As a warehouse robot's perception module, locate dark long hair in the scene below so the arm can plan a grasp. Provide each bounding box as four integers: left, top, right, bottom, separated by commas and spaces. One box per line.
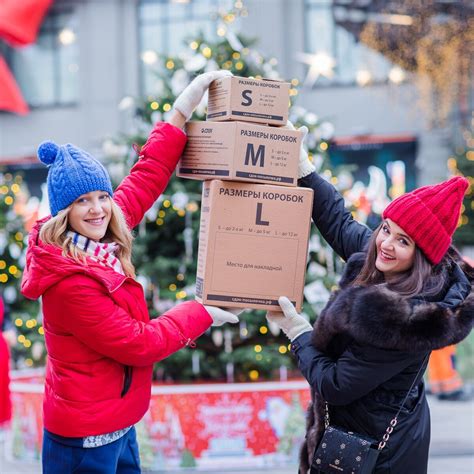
352, 223, 457, 298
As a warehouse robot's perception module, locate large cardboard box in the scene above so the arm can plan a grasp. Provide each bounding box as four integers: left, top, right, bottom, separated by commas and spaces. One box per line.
177, 121, 301, 187
207, 76, 290, 126
196, 180, 314, 311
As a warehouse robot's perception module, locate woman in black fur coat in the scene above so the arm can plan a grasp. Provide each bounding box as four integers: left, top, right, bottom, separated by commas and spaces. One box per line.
267, 124, 474, 474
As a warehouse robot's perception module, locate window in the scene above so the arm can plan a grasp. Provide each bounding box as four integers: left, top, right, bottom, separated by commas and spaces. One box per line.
139, 0, 234, 95
9, 9, 79, 107
304, 0, 395, 86
329, 136, 417, 229
329, 136, 418, 193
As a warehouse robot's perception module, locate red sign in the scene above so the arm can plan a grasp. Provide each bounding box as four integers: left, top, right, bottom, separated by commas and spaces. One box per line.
10, 372, 311, 469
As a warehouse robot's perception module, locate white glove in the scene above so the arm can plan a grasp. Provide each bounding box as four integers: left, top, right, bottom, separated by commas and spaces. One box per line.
174, 70, 233, 120
204, 305, 241, 327
266, 296, 312, 341
285, 120, 315, 179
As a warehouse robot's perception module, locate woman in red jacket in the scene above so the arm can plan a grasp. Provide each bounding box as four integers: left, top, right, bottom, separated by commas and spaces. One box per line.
21, 71, 238, 474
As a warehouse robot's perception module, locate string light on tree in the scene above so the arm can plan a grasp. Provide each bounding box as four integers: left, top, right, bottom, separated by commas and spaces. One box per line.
388, 66, 406, 84
358, 0, 472, 126
141, 50, 158, 65
356, 69, 372, 87
449, 146, 474, 246
0, 172, 43, 367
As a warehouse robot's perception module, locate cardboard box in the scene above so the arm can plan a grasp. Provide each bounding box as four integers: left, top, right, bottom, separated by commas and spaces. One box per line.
207, 76, 290, 126
177, 121, 301, 187
196, 180, 314, 311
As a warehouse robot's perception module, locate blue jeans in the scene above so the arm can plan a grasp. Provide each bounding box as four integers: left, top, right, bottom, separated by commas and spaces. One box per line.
42, 427, 141, 473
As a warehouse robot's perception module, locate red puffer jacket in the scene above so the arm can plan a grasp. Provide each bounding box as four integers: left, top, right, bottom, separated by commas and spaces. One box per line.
21, 122, 212, 437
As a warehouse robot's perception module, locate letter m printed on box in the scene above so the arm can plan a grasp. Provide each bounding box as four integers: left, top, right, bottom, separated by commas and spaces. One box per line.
244, 143, 265, 167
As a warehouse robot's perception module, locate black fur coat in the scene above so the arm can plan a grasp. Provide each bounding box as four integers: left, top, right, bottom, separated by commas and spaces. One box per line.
294, 252, 474, 474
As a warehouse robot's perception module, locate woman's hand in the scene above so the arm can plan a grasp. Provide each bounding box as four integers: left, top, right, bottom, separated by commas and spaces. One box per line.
266, 296, 312, 341
204, 305, 242, 327
173, 70, 232, 122
285, 120, 315, 179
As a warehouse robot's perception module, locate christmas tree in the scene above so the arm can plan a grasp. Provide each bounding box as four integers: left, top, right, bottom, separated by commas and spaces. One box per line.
277, 393, 306, 458
449, 147, 474, 247
104, 31, 339, 382
0, 171, 43, 368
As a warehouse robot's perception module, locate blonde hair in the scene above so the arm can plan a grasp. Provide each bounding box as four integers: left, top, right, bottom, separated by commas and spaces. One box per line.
39, 199, 136, 278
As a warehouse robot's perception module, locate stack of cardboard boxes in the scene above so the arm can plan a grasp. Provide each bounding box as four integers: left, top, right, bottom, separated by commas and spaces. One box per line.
177, 76, 314, 312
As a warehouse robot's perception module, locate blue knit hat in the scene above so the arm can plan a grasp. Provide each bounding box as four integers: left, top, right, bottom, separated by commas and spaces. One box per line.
38, 141, 113, 216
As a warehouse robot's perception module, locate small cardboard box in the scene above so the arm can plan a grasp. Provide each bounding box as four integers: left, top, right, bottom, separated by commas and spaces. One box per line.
207, 76, 290, 126
196, 180, 314, 311
177, 121, 301, 187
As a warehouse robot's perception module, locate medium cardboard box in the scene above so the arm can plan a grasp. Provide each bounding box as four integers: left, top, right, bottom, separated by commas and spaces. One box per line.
196, 180, 314, 311
177, 121, 301, 187
207, 76, 290, 126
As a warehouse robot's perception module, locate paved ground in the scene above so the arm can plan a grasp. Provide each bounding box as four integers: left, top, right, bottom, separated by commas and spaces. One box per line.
1, 394, 472, 473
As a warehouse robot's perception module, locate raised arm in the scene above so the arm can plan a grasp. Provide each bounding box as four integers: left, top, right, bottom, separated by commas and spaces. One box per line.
113, 121, 187, 229
289, 121, 371, 260
114, 70, 232, 229
299, 172, 372, 261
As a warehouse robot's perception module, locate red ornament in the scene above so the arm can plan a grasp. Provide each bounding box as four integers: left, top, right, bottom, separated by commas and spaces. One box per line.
0, 0, 53, 114
0, 0, 53, 46
0, 56, 28, 115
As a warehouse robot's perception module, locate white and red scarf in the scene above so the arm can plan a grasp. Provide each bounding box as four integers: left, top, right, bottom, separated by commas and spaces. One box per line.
66, 231, 124, 275
66, 231, 131, 446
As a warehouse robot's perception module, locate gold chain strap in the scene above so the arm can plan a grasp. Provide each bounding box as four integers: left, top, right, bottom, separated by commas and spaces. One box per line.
323, 353, 429, 453
324, 402, 330, 429
378, 418, 398, 450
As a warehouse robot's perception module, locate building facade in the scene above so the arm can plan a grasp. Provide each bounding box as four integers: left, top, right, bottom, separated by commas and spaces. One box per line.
0, 0, 460, 191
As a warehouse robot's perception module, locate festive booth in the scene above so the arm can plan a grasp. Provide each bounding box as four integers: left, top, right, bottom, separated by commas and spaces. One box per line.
10, 370, 310, 469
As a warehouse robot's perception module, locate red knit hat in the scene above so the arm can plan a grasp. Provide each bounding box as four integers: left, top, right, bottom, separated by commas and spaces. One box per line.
382, 176, 469, 264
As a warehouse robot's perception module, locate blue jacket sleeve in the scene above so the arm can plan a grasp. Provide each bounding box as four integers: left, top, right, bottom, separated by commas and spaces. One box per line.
291, 332, 420, 406
298, 172, 372, 261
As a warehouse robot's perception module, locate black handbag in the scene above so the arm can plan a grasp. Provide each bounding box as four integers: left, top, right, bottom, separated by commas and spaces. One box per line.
310, 354, 429, 474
